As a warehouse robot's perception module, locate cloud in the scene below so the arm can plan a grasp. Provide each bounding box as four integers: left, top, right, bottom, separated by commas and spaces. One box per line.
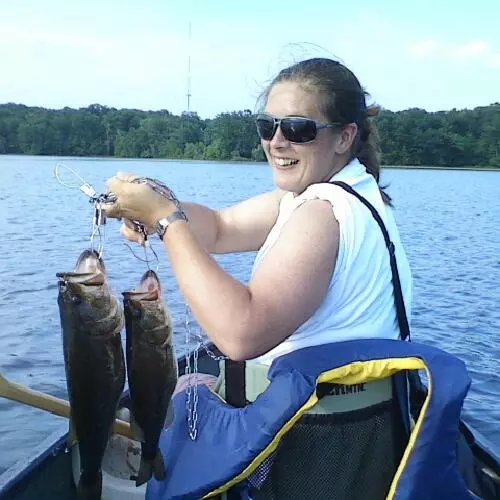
409, 39, 440, 59
409, 38, 499, 67
448, 40, 490, 61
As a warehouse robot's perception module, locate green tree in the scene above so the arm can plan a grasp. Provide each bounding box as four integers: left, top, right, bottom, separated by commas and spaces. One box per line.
0, 102, 499, 168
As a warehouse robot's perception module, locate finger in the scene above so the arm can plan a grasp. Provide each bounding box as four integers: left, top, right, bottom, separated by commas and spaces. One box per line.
123, 219, 141, 231
105, 172, 143, 199
116, 171, 140, 182
120, 223, 146, 246
105, 171, 137, 192
123, 218, 153, 237
99, 199, 121, 219
105, 175, 125, 193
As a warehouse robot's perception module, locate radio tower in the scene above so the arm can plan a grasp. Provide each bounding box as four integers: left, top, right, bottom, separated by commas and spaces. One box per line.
186, 22, 192, 114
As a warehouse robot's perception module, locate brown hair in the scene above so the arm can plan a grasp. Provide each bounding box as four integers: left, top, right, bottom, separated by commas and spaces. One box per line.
262, 58, 391, 205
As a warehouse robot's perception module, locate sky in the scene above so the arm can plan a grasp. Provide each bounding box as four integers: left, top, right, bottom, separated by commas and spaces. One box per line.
1, 0, 499, 118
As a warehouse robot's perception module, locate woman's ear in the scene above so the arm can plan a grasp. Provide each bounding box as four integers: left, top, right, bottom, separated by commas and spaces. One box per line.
334, 123, 358, 155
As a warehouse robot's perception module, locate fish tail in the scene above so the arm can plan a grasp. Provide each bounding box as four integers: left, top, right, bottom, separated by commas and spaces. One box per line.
77, 469, 102, 500
129, 412, 145, 442
136, 449, 165, 486
136, 457, 152, 487
153, 449, 166, 481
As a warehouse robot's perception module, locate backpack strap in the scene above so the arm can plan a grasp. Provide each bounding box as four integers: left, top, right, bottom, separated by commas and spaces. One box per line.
224, 358, 247, 408
330, 181, 411, 341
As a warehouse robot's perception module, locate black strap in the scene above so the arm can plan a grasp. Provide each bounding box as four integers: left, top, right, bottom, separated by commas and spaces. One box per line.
330, 181, 411, 341
224, 181, 411, 408
224, 358, 247, 408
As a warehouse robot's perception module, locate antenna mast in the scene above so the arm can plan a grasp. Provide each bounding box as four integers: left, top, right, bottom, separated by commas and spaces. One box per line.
186, 22, 192, 113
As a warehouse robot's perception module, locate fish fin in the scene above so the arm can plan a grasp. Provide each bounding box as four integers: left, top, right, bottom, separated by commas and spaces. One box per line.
164, 401, 175, 427
77, 469, 102, 500
135, 449, 165, 486
129, 412, 145, 442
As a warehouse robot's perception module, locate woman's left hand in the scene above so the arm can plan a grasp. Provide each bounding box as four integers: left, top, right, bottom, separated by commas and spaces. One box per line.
103, 172, 177, 227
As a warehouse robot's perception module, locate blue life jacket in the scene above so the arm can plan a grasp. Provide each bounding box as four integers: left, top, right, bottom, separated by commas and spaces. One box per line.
146, 338, 476, 500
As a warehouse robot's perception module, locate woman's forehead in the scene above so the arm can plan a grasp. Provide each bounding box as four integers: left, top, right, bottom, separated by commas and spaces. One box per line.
265, 81, 325, 120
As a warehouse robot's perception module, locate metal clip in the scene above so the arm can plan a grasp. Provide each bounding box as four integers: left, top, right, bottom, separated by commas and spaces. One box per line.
93, 205, 106, 227
80, 183, 97, 198
90, 204, 106, 257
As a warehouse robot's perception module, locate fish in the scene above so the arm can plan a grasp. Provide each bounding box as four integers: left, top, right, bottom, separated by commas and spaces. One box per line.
56, 249, 126, 500
123, 269, 178, 486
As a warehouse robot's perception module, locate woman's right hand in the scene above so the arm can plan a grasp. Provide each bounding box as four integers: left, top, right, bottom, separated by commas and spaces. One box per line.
103, 172, 177, 227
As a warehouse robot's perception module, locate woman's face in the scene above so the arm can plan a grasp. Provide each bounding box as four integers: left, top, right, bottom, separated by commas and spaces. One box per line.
262, 81, 353, 194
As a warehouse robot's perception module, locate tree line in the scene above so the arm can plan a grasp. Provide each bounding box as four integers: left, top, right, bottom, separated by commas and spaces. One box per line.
1, 102, 499, 168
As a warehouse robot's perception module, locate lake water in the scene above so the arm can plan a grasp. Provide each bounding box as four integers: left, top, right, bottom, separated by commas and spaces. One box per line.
0, 155, 499, 475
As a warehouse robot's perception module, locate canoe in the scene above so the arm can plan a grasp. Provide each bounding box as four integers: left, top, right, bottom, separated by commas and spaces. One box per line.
0, 344, 499, 500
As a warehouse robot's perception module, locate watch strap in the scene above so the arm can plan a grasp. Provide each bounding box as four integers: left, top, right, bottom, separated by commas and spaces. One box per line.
155, 211, 188, 240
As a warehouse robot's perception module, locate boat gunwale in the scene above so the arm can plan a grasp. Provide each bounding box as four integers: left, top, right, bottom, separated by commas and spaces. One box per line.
0, 425, 69, 495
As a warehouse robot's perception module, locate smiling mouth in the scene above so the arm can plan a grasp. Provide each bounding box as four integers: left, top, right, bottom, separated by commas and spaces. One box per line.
275, 158, 299, 168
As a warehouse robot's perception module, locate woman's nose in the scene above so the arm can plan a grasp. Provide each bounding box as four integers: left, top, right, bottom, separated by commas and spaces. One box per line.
270, 125, 290, 148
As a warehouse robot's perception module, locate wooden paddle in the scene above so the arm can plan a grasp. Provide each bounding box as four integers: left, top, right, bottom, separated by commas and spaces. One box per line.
0, 371, 132, 438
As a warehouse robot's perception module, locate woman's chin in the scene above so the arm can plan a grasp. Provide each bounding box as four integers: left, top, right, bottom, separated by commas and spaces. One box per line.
272, 168, 304, 193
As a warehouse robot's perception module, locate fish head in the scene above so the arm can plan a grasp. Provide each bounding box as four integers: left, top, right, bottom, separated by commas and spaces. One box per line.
122, 270, 172, 344
57, 249, 122, 332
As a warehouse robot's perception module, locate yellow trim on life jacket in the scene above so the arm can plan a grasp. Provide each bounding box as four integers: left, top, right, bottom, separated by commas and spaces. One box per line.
387, 363, 431, 499
205, 357, 431, 499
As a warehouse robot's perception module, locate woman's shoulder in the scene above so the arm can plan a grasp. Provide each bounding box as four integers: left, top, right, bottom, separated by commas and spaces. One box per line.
293, 179, 372, 218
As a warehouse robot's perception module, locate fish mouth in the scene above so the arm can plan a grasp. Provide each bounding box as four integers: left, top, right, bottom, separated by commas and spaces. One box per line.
122, 270, 161, 301
56, 249, 106, 286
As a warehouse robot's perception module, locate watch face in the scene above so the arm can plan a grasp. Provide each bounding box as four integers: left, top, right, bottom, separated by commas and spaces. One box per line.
155, 219, 167, 239
155, 212, 187, 240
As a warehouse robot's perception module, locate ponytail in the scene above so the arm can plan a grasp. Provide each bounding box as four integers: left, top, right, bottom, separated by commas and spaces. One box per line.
355, 105, 392, 205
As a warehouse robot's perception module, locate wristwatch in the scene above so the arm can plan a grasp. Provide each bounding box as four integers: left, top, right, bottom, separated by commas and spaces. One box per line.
155, 211, 188, 240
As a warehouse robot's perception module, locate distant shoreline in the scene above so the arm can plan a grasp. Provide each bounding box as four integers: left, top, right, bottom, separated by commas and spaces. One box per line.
1, 153, 499, 171
2, 102, 499, 170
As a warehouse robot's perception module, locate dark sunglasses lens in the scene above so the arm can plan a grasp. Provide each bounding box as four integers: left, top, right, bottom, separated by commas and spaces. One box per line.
256, 117, 276, 140
281, 118, 317, 143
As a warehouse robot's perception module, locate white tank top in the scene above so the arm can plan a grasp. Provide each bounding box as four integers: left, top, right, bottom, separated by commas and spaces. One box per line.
253, 159, 412, 365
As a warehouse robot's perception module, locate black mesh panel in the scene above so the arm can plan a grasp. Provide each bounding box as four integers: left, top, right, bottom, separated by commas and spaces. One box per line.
250, 399, 405, 500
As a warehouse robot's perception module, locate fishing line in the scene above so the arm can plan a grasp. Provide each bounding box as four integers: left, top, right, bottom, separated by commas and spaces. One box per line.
123, 240, 160, 272
121, 220, 160, 272
53, 163, 110, 257
54, 163, 98, 198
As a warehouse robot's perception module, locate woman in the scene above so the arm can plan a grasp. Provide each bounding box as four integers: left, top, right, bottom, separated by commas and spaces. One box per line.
104, 57, 412, 370
104, 56, 414, 498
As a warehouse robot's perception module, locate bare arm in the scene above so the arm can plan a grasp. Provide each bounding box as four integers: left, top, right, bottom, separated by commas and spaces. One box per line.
164, 199, 339, 360
183, 189, 284, 254
103, 173, 336, 360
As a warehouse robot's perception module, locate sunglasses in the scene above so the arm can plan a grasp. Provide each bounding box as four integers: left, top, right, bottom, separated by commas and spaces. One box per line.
255, 114, 344, 144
